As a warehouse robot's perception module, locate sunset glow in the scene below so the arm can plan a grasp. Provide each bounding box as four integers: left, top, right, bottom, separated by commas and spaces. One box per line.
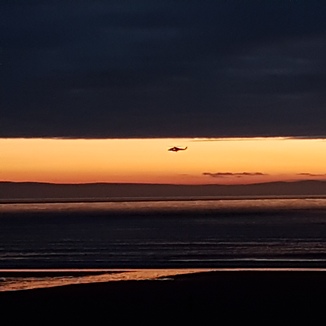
1, 137, 326, 185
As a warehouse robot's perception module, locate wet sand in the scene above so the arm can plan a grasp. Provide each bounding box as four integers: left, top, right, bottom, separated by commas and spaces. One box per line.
1, 270, 326, 323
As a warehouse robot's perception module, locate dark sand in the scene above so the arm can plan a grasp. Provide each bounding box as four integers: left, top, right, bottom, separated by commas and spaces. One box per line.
1, 270, 326, 323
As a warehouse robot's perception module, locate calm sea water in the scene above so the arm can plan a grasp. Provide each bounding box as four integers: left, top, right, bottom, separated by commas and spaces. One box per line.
1, 197, 326, 269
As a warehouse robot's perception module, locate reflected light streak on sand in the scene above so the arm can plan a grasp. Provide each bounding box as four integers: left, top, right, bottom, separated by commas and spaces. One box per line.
0, 269, 216, 292
2, 268, 326, 292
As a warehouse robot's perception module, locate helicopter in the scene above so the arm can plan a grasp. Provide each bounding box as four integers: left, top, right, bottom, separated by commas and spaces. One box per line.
168, 146, 188, 152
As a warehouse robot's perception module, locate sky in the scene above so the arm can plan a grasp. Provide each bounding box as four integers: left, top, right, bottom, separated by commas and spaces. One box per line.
2, 0, 326, 139
1, 1, 326, 185
2, 137, 326, 185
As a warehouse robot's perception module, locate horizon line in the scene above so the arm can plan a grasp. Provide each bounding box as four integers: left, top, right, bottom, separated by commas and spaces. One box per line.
1, 179, 326, 186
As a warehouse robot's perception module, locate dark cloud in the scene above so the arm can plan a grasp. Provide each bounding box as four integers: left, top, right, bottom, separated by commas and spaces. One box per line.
203, 172, 267, 178
2, 0, 326, 138
297, 173, 326, 177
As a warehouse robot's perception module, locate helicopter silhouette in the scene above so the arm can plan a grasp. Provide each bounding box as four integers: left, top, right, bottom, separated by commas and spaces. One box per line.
168, 146, 188, 152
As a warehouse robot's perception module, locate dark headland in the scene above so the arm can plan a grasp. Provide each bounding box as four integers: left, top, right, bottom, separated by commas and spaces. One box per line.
1, 180, 326, 202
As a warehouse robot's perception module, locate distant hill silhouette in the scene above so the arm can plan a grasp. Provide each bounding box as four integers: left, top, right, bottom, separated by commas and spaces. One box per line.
1, 180, 326, 202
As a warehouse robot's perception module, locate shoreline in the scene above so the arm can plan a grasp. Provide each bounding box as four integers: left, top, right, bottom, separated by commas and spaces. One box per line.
2, 266, 326, 282
1, 269, 326, 322
2, 268, 326, 293
0, 268, 218, 292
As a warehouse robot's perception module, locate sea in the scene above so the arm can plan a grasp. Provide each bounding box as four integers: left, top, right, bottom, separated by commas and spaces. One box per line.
1, 196, 326, 290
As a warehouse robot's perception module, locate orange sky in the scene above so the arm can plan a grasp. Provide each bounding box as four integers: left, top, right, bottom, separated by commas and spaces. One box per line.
1, 137, 326, 184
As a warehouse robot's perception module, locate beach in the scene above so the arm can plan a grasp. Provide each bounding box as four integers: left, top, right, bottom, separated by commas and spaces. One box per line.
2, 199, 326, 323
1, 269, 326, 323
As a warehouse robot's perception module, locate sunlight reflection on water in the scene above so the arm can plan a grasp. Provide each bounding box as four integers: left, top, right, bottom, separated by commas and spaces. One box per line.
2, 197, 326, 213
0, 269, 214, 292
